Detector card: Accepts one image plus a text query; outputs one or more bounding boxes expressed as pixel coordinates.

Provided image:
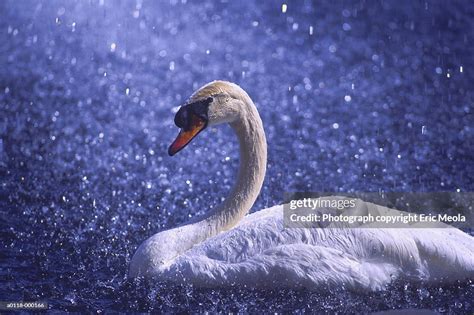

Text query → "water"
[1,0,473,312]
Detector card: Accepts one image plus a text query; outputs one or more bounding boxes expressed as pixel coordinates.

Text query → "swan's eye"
[189,97,212,122]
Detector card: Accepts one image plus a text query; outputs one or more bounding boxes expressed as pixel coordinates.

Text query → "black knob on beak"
[174,107,190,130]
[174,97,212,131]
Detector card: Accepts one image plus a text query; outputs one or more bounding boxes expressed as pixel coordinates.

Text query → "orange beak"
[168,114,207,156]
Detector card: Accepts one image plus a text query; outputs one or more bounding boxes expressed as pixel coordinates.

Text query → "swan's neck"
[206,100,267,233]
[185,95,267,245]
[129,89,267,276]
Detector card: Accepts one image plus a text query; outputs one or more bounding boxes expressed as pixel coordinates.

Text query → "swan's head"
[168,81,246,156]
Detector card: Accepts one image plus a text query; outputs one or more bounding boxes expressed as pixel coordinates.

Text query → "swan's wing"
[163,203,474,290]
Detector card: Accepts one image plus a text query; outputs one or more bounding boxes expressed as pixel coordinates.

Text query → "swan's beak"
[168,114,207,156]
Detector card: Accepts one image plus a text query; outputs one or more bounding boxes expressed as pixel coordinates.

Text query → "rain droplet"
[281,4,287,13]
[292,95,298,105]
[421,125,427,135]
[417,287,430,299]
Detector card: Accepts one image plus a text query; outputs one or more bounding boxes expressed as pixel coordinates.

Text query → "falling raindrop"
[422,125,427,135]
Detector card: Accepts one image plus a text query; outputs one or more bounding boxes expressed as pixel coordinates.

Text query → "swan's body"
[129,81,474,290]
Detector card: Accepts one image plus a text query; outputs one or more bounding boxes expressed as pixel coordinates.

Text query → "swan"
[129,80,474,290]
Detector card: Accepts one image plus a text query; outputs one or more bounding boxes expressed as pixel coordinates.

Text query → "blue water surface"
[1,0,473,312]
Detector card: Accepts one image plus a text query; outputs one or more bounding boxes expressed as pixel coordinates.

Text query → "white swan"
[129,81,474,290]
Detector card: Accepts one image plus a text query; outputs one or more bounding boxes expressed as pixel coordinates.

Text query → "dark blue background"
[1,0,473,312]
